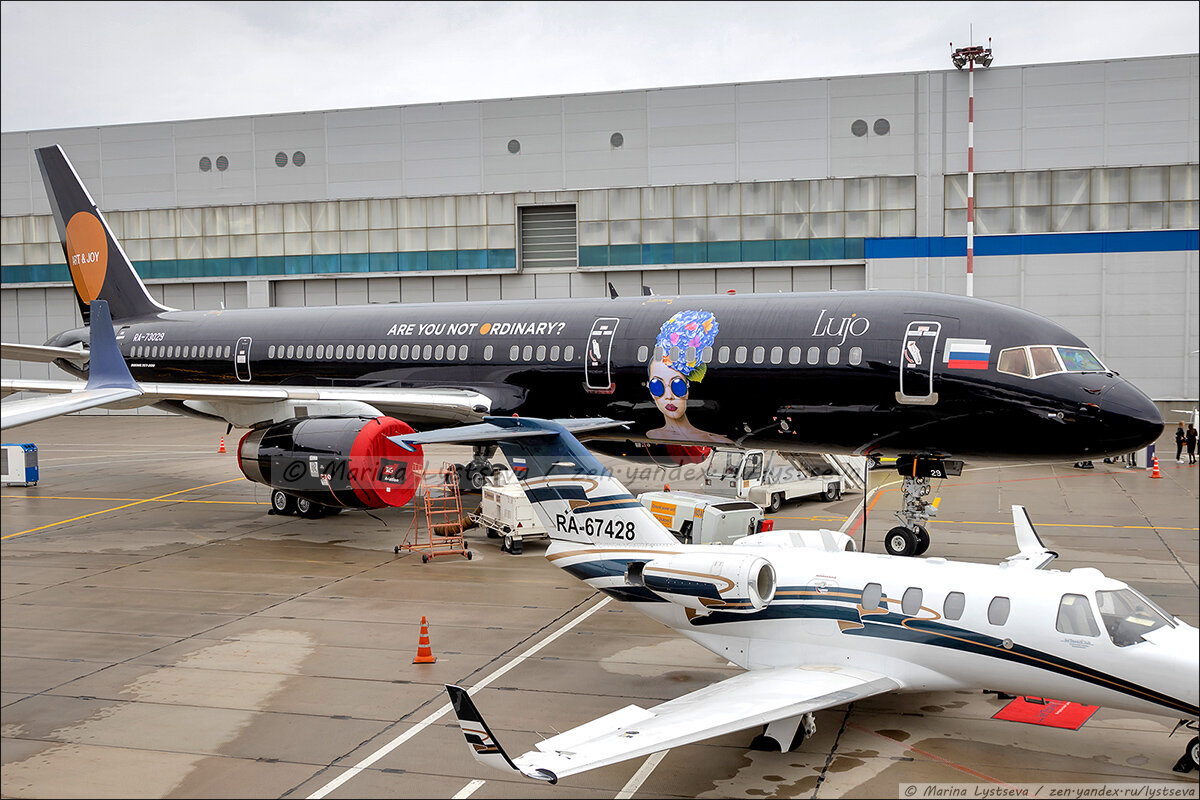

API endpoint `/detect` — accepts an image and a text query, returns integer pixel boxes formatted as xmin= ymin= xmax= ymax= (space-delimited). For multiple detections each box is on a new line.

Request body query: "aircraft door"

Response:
xmin=585 ymin=317 xmax=619 ymax=393
xmin=897 ymin=321 xmax=940 ymax=404
xmin=234 ymin=336 xmax=252 ymax=382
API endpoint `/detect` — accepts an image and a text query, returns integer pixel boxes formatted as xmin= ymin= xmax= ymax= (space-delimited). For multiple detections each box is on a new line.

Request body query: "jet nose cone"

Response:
xmin=1098 ymin=380 xmax=1163 ymax=455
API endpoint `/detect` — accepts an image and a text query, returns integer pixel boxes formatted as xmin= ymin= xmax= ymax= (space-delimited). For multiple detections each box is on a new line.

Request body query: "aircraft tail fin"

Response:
xmin=1003 ymin=505 xmax=1058 ymax=570
xmin=35 ymin=145 xmax=172 ymax=323
xmin=444 ymin=684 xmax=556 ymax=782
xmin=392 ymin=417 xmax=679 ymax=547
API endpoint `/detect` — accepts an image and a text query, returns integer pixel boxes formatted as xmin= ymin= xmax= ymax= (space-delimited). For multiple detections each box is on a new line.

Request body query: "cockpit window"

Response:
xmin=1029 ymin=346 xmax=1062 ymax=377
xmin=997 ymin=348 xmax=1031 ymax=378
xmin=1095 ymin=588 xmax=1173 ymax=646
xmin=1057 ymin=347 xmax=1106 ymax=372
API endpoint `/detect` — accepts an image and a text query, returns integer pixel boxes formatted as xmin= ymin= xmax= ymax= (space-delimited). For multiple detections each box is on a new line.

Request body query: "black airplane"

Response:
xmin=1 ymin=145 xmax=1163 ymax=554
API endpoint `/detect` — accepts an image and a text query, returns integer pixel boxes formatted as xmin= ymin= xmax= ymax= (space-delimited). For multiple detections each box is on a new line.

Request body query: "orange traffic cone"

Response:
xmin=413 ymin=616 xmax=436 ymax=664
xmin=1150 ymin=457 xmax=1162 ymax=479
xmin=219 ymin=436 xmax=226 ymax=453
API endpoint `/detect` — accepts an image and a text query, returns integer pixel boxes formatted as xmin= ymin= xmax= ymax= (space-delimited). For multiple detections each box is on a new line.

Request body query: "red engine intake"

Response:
xmin=237 ymin=416 xmax=423 ymax=510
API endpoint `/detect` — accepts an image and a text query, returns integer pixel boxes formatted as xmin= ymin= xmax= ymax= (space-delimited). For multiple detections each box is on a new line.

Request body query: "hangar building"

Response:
xmin=2 ymin=53 xmax=1197 ymax=405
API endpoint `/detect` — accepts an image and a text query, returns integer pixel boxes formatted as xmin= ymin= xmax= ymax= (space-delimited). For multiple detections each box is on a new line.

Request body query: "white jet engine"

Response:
xmin=626 ymin=553 xmax=776 ymax=615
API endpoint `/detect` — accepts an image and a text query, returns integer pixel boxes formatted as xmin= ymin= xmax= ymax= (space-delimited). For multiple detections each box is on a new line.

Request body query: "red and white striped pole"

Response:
xmin=951 ymin=39 xmax=993 ymax=298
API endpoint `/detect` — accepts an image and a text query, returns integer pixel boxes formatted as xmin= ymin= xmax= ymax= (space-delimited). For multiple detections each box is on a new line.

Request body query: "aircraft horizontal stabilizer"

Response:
xmin=1003 ymin=504 xmax=1058 ymax=570
xmin=0 ymin=341 xmax=90 ymax=366
xmin=446 ymin=666 xmax=899 ymax=783
xmin=390 ymin=416 xmax=628 ymax=450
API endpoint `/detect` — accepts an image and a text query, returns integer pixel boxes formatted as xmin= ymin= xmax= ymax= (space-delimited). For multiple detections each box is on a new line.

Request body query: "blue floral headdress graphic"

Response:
xmin=655 ymin=310 xmax=719 ymax=383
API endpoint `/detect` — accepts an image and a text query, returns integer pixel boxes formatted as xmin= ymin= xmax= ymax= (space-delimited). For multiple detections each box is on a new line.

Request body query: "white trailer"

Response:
xmin=702 ymin=448 xmax=842 ymax=513
xmin=470 ymin=476 xmax=548 ymax=555
xmin=636 ymin=490 xmax=764 ymax=545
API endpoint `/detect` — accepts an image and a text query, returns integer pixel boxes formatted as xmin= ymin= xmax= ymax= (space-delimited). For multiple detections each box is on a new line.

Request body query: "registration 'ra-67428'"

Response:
xmin=554 ymin=515 xmax=636 ymax=540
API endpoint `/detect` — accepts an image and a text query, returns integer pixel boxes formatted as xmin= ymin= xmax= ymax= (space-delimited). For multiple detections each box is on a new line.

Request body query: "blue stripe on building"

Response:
xmin=2 ymin=230 xmax=1196 ymax=285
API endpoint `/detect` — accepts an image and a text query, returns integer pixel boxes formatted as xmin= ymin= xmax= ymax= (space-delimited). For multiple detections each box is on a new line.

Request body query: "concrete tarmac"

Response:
xmin=2 ymin=416 xmax=1197 ymax=799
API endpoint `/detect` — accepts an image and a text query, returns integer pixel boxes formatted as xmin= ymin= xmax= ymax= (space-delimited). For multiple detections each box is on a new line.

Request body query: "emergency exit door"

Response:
xmin=234 ymin=337 xmax=252 ymax=382
xmin=897 ymin=321 xmax=940 ymax=404
xmin=585 ymin=318 xmax=619 ymax=393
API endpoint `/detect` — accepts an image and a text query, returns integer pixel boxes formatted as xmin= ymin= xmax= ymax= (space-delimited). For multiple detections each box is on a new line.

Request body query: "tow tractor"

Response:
xmin=702 ymin=448 xmax=844 ymax=513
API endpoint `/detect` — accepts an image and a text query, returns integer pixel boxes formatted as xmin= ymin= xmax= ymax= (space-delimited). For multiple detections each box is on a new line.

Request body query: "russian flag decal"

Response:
xmin=944 ymin=338 xmax=991 ymax=370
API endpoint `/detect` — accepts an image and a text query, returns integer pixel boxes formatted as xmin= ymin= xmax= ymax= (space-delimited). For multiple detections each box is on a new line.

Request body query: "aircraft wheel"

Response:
xmin=270 ymin=490 xmax=297 ymax=516
xmin=914 ymin=526 xmax=931 ymax=555
xmin=296 ymin=497 xmax=325 ymax=519
xmin=768 ymin=492 xmax=784 ymax=513
xmin=468 ymin=467 xmax=488 ymax=491
xmin=1173 ymin=736 xmax=1198 ymax=773
xmin=884 ymin=526 xmax=918 ymax=557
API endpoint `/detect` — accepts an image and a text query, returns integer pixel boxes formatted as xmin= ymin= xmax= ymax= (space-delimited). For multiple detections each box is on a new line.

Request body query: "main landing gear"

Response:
xmin=455 ymin=444 xmax=506 ymax=492
xmin=883 ymin=456 xmax=962 ymax=558
xmin=268 ymin=489 xmax=342 ymax=519
xmin=1172 ymin=721 xmax=1199 ymax=773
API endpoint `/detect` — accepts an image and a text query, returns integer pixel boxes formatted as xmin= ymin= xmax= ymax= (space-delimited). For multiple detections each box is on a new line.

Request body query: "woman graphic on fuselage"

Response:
xmin=646 ymin=310 xmax=733 ymax=444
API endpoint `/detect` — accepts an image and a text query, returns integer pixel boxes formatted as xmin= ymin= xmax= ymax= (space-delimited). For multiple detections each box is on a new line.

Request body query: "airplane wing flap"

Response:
xmin=512 ymin=666 xmax=900 ymax=780
xmin=1 ymin=341 xmax=90 ymax=365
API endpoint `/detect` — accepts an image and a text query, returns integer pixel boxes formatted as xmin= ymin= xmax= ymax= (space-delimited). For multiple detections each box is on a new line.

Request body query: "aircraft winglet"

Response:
xmin=444 ymin=685 xmax=557 ymax=783
xmin=84 ymin=300 xmax=139 ymax=392
xmin=1003 ymin=504 xmax=1058 ymax=570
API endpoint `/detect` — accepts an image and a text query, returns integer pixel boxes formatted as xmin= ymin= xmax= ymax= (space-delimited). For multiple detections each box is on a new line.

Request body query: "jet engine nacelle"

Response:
xmin=237 ymin=416 xmax=423 ymax=510
xmin=628 ymin=553 xmax=776 ymax=614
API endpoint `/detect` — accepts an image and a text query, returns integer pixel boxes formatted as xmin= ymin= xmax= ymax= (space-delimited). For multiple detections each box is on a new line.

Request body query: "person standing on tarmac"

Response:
xmin=1177 ymin=422 xmax=1188 ymax=463
xmin=1187 ymin=423 xmax=1197 ymax=465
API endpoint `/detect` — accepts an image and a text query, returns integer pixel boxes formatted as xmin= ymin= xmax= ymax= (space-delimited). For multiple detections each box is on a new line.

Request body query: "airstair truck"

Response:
xmin=702 ymin=448 xmax=842 ymax=513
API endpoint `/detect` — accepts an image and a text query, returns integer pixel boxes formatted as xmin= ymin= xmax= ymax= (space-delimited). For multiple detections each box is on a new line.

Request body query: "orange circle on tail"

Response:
xmin=65 ymin=212 xmax=108 ymax=303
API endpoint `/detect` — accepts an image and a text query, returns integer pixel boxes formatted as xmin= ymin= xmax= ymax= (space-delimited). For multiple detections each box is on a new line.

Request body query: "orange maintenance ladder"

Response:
xmin=396 ymin=462 xmax=473 ymax=563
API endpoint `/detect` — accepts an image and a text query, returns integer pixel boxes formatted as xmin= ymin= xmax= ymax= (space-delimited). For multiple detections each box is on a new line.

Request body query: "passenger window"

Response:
xmin=718 ymin=346 xmax=730 ymax=364
xmin=224 ymin=346 xmax=231 ymax=359
xmin=807 ymin=346 xmax=820 ymax=365
xmin=1029 ymin=346 xmax=1061 ymax=377
xmin=860 ymin=583 xmax=882 ymax=611
xmin=305 ymin=345 xmax=314 ymax=359
xmin=356 ymin=345 xmax=366 ymax=359
xmin=1056 ymin=594 xmax=1100 ymax=637
xmin=637 ymin=345 xmax=648 ymax=361
xmin=286 ymin=345 xmax=295 ymax=359
xmin=268 ymin=345 xmax=276 ymax=358
xmin=389 ymin=344 xmax=398 ymax=359
xmin=399 ymin=344 xmax=409 ymax=359
xmin=368 ymin=344 xmax=377 ymax=359
xmin=335 ymin=344 xmax=345 ymax=359
xmin=902 ymin=587 xmax=923 ymax=616
xmin=669 ymin=345 xmax=680 ymax=362
xmin=522 ymin=345 xmax=532 ymax=361
xmin=422 ymin=345 xmax=432 ymax=359
xmin=435 ymin=344 xmax=444 ymax=360
xmin=848 ymin=346 xmax=862 ymax=366
xmin=701 ymin=346 xmax=713 ymax=363
xmin=735 ymin=346 xmax=747 ymax=364
xmin=770 ymin=346 xmax=782 ymax=364
xmin=550 ymin=345 xmax=560 ymax=361
xmin=564 ymin=345 xmax=574 ymax=360
xmin=459 ymin=345 xmax=468 ymax=360
xmin=827 ymin=346 xmax=840 ymax=365
xmin=997 ymin=347 xmax=1030 ymax=377
xmin=1096 ymin=588 xmax=1172 ymax=647
xmin=752 ymin=346 xmax=764 ymax=364
xmin=943 ymin=591 xmax=965 ymax=620
xmin=988 ymin=596 xmax=1011 ymax=626
xmin=536 ymin=345 xmax=546 ymax=361
xmin=788 ymin=346 xmax=802 ymax=364
xmin=314 ymin=344 xmax=323 ymax=359
xmin=484 ymin=345 xmax=493 ymax=361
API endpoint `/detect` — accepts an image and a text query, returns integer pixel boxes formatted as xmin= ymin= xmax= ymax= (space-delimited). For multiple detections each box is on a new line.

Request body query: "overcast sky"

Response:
xmin=2 ymin=1 xmax=1197 ymax=132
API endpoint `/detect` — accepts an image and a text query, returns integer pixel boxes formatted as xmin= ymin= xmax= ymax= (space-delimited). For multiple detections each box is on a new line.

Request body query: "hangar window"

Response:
xmin=564 ymin=345 xmax=575 ymax=361
xmin=610 ymin=132 xmax=624 ymax=149
xmin=292 ymin=151 xmax=306 ymax=167
xmin=789 ymin=346 xmax=802 ymax=364
xmin=536 ymin=345 xmax=546 ymax=361
xmin=199 ymin=156 xmax=212 ymax=172
xmin=943 ymin=591 xmax=966 ymax=620
xmin=806 ymin=346 xmax=820 ymax=365
xmin=550 ymin=345 xmax=560 ymax=361
xmin=1056 ymin=594 xmax=1100 ymax=637
xmin=851 ymin=119 xmax=868 ymax=137
xmin=848 ymin=346 xmax=862 ymax=365
xmin=860 ymin=582 xmax=882 ymax=611
xmin=215 ymin=156 xmax=228 ymax=171
xmin=902 ymin=587 xmax=923 ymax=616
xmin=435 ymin=344 xmax=444 ymax=360
xmin=275 ymin=152 xmax=288 ymax=168
xmin=873 ymin=118 xmax=890 ymax=136
xmin=718 ymin=346 xmax=730 ymax=364
xmin=484 ymin=345 xmax=493 ymax=361
xmin=988 ymin=596 xmax=1011 ymax=626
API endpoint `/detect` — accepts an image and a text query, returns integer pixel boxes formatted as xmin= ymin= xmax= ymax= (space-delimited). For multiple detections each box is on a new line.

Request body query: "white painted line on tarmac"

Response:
xmin=614 ymin=749 xmax=668 ymax=799
xmin=451 ymin=779 xmax=485 ymax=798
xmin=307 ymin=596 xmax=612 ymax=799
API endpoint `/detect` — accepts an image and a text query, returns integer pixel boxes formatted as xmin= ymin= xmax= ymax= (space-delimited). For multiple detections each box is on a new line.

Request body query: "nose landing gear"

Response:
xmin=884 ymin=456 xmax=962 ymax=557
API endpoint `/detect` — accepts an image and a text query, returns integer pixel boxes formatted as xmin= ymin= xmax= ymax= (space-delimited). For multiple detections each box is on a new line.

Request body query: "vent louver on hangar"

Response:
xmin=519 ymin=205 xmax=577 ymax=269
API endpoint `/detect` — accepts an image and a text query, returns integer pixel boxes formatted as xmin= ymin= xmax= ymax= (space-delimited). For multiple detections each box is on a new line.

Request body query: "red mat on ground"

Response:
xmin=992 ymin=696 xmax=1098 ymax=730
